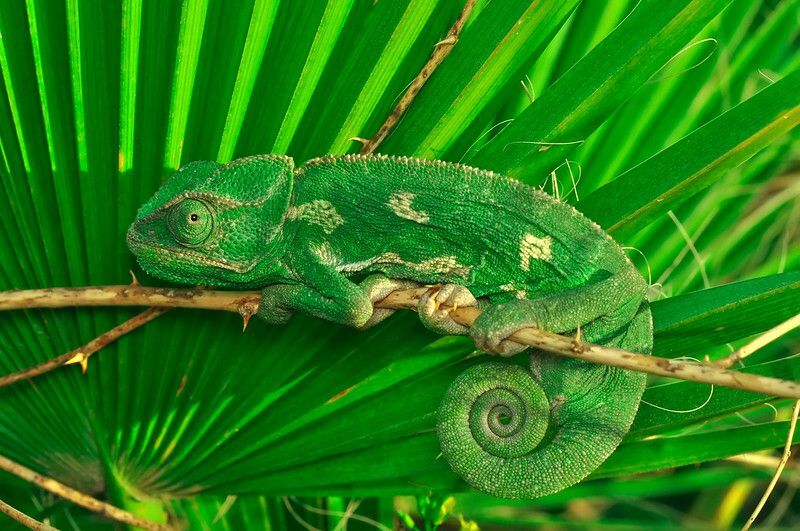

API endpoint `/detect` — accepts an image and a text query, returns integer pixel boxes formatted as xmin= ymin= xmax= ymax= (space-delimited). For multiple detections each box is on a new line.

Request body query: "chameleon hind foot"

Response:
xmin=358 ymin=274 xmax=421 ymax=329
xmin=418 ymin=283 xmax=478 ymax=336
xmin=470 ymin=300 xmax=537 ymax=357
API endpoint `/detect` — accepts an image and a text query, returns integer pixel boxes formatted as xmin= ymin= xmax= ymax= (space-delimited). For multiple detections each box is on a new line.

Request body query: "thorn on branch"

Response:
xmin=0 ymin=307 xmax=169 ymax=388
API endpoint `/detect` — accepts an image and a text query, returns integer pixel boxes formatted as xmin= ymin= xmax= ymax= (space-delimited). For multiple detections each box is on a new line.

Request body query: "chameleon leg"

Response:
xmin=471 ymin=268 xmax=646 ymax=356
xmin=438 ymin=301 xmax=651 ymax=499
xmin=358 ymin=274 xmax=422 ymax=329
xmin=257 ymin=257 xmax=374 ymax=327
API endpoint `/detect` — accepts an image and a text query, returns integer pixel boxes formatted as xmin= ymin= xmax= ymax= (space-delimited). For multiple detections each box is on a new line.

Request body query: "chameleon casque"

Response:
xmin=127 ymin=154 xmax=653 ymax=499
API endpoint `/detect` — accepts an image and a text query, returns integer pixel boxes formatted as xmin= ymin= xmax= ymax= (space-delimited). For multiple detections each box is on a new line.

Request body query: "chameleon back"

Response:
xmin=293 ymin=155 xmax=652 ymax=498
xmin=292 ymin=155 xmax=633 ymax=302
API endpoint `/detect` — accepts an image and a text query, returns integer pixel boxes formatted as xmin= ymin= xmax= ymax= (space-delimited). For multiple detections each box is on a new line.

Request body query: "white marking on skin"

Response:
xmin=311 ymin=242 xmax=341 ymax=267
xmin=387 ymin=192 xmax=430 ymax=224
xmin=336 ymin=252 xmax=471 ymax=278
xmin=519 ymin=233 xmax=552 ymax=271
xmin=286 ymin=200 xmax=344 ymax=234
xmin=336 ymin=258 xmax=377 ymax=273
xmin=417 ymin=255 xmax=470 ymax=276
xmin=500 ymin=282 xmax=527 ymax=300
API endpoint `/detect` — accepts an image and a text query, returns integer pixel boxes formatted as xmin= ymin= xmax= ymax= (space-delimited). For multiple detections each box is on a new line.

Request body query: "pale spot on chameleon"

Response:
xmin=500 ymin=282 xmax=527 ymax=299
xmin=311 ymin=242 xmax=341 ymax=267
xmin=519 ymin=233 xmax=552 ymax=271
xmin=336 ymin=252 xmax=471 ymax=278
xmin=286 ymin=199 xmax=344 ymax=234
xmin=387 ymin=191 xmax=430 ymax=224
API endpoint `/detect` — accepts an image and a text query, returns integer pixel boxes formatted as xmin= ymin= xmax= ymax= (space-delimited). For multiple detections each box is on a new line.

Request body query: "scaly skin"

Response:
xmin=128 ymin=154 xmax=652 ymax=499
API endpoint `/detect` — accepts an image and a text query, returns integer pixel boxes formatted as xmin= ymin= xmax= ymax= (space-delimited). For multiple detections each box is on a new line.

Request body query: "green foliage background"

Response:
xmin=0 ymin=0 xmax=799 ymax=528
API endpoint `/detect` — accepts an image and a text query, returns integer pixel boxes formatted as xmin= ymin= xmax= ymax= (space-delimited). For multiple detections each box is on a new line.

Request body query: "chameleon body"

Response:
xmin=128 ymin=154 xmax=652 ymax=498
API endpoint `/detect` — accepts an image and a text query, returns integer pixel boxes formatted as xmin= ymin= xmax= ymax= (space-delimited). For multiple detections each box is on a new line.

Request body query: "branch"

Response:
xmin=744 ymin=400 xmax=800 ymax=530
xmin=0 ymin=286 xmax=800 ymax=399
xmin=716 ymin=313 xmax=800 ymax=369
xmin=379 ymin=289 xmax=800 ymax=399
xmin=1 ymin=285 xmax=800 ymax=399
xmin=358 ymin=0 xmax=477 ymax=155
xmin=0 ymin=455 xmax=169 ymax=530
xmin=0 ymin=307 xmax=168 ymax=388
xmin=0 ymin=497 xmax=57 ymax=531
xmin=0 ymin=285 xmax=261 ymax=316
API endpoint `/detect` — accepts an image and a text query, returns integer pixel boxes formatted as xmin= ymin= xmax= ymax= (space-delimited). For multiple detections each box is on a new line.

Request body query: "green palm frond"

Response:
xmin=1 ymin=0 xmax=799 ymax=528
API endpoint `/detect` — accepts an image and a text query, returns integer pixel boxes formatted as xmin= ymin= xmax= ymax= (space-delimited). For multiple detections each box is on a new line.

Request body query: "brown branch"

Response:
xmin=743 ymin=400 xmax=800 ymax=530
xmin=378 ymin=288 xmax=800 ymax=399
xmin=0 ymin=455 xmax=169 ymax=530
xmin=0 ymin=285 xmax=261 ymax=316
xmin=0 ymin=307 xmax=169 ymax=388
xmin=0 ymin=498 xmax=57 ymax=531
xmin=358 ymin=0 xmax=477 ymax=155
xmin=2 ymin=285 xmax=800 ymax=399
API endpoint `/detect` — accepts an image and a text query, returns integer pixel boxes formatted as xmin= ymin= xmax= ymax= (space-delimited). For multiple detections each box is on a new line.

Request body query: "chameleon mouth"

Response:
xmin=126 ymin=227 xmax=257 ymax=275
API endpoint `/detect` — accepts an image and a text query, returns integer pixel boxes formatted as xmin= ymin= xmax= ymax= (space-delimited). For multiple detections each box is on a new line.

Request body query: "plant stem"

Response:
xmin=0 ymin=307 xmax=168 ymax=387
xmin=1 ymin=284 xmax=799 ymax=399
xmin=359 ymin=0 xmax=478 ymax=155
xmin=743 ymin=400 xmax=800 ymax=530
xmin=716 ymin=313 xmax=800 ymax=369
xmin=0 ymin=285 xmax=260 ymax=316
xmin=0 ymin=498 xmax=57 ymax=531
xmin=0 ymin=455 xmax=169 ymax=530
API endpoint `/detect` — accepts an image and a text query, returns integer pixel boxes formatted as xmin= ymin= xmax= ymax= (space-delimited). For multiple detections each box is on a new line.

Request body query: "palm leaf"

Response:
xmin=0 ymin=0 xmax=799 ymax=528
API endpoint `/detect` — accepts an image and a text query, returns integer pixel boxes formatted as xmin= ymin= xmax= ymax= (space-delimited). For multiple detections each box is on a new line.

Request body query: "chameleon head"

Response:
xmin=127 ymin=155 xmax=294 ymax=287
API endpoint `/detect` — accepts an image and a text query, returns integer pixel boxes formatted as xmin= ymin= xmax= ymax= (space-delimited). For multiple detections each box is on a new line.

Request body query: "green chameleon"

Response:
xmin=127 ymin=154 xmax=652 ymax=499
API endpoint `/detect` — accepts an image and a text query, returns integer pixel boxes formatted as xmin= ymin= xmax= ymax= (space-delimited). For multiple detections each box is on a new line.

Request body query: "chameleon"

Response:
xmin=127 ymin=154 xmax=652 ymax=499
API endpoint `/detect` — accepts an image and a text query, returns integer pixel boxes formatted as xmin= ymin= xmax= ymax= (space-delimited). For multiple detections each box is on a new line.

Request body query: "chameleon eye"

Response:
xmin=167 ymin=198 xmax=214 ymax=246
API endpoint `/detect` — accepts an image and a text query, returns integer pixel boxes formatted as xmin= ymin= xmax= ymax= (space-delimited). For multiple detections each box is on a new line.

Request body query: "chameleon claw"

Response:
xmin=418 ymin=284 xmax=476 ymax=336
xmin=241 ymin=313 xmax=251 ymax=332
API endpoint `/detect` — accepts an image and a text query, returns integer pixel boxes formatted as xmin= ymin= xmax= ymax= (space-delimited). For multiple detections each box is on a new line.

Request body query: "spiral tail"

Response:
xmin=438 ymin=303 xmax=652 ymax=498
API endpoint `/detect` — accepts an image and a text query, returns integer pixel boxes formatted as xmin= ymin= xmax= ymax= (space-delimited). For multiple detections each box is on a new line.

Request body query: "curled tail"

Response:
xmin=437 ymin=302 xmax=652 ymax=498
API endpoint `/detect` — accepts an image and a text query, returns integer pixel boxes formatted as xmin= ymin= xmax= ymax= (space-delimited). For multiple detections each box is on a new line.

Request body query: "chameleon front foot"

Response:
xmin=256 ymin=284 xmax=297 ymax=325
xmin=418 ymin=283 xmax=478 ymax=336
xmin=358 ymin=274 xmax=421 ymax=329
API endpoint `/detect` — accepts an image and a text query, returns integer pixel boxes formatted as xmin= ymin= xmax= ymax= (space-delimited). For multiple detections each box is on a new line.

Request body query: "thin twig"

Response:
xmin=2 ymin=285 xmax=800 ymax=399
xmin=0 ymin=307 xmax=169 ymax=388
xmin=729 ymin=453 xmax=786 ymax=470
xmin=0 ymin=455 xmax=169 ymax=530
xmin=358 ymin=0 xmax=477 ymax=154
xmin=716 ymin=313 xmax=800 ymax=369
xmin=291 ymin=497 xmax=391 ymax=531
xmin=0 ymin=285 xmax=261 ymax=316
xmin=0 ymin=498 xmax=58 ymax=531
xmin=743 ymin=400 xmax=800 ymax=530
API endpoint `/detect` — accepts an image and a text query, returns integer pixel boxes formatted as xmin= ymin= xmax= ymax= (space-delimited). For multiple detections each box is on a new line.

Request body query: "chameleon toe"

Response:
xmin=417 ymin=283 xmax=477 ymax=335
